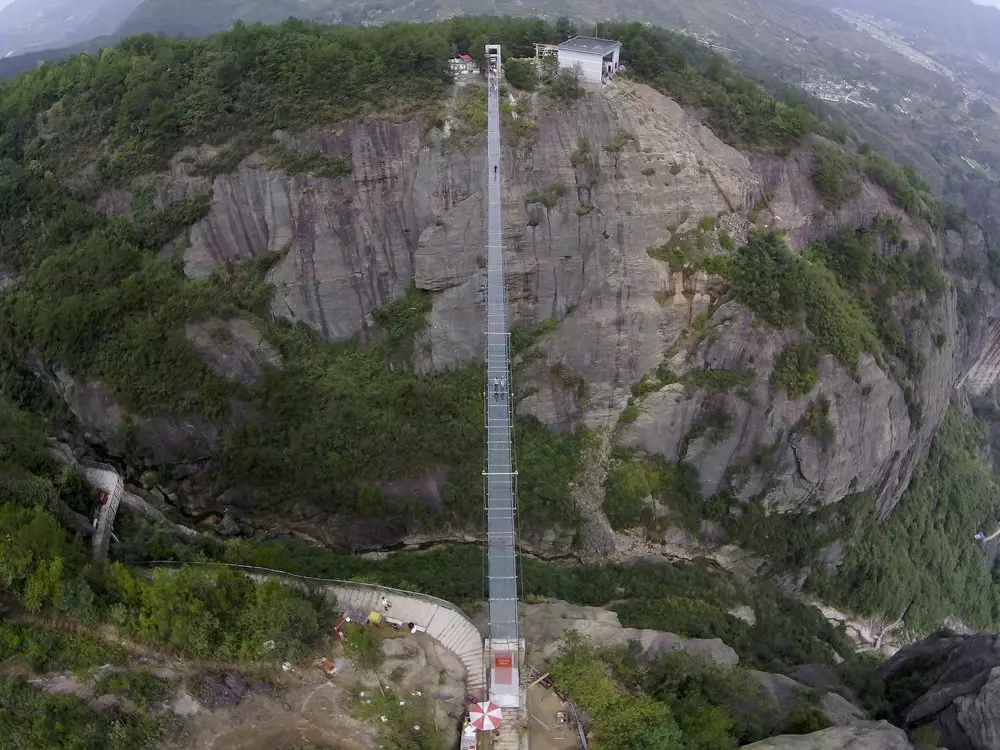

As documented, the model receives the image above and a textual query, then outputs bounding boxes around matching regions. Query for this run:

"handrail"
[131,559,481,628]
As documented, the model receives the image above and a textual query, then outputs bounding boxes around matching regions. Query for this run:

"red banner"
[494,655,513,669]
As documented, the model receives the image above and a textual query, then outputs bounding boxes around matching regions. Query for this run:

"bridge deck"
[484,52,521,713]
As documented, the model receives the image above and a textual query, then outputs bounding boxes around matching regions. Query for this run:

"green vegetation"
[130,184,212,250]
[0,620,126,674]
[96,670,173,710]
[549,633,687,750]
[550,362,588,403]
[861,152,942,227]
[545,67,584,106]
[648,228,712,269]
[0,430,332,663]
[631,363,679,401]
[570,137,601,185]
[350,682,444,750]
[603,451,702,532]
[0,678,169,750]
[811,143,861,208]
[814,406,1000,632]
[2,21,451,189]
[447,85,488,147]
[510,318,558,356]
[525,182,566,210]
[265,144,352,179]
[798,397,836,447]
[785,691,833,734]
[771,344,820,398]
[688,406,734,443]
[371,283,432,360]
[686,368,754,393]
[700,492,873,575]
[504,58,539,91]
[726,231,881,370]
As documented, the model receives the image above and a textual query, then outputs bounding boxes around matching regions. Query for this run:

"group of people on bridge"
[491,377,507,401]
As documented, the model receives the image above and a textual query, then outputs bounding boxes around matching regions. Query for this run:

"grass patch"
[371,283,432,361]
[96,670,173,710]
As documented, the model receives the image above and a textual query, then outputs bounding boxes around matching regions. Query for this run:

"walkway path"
[485,45,526,749]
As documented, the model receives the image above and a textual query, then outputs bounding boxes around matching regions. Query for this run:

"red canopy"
[468,701,502,731]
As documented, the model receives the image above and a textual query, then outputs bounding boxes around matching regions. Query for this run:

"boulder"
[877,633,1000,750]
[518,599,738,668]
[184,317,282,387]
[741,721,914,749]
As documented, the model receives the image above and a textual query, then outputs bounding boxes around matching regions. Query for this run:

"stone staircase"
[492,708,524,750]
[328,584,486,697]
[83,463,123,562]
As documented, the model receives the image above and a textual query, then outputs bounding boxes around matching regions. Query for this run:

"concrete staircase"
[328,584,486,697]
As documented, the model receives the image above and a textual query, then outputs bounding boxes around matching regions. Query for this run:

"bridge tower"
[482,42,527,749]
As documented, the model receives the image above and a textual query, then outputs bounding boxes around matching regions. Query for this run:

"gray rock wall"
[77,79,999,531]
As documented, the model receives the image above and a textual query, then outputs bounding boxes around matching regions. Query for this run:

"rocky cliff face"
[77,78,998,540]
[876,632,1000,750]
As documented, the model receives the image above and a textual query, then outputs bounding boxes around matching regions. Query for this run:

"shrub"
[810,144,860,208]
[687,368,754,392]
[771,344,820,399]
[0,678,169,750]
[547,66,583,105]
[96,670,172,710]
[727,231,882,370]
[0,621,125,675]
[688,406,734,443]
[504,59,539,91]
[798,397,836,447]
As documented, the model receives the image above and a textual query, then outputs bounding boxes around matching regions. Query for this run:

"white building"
[557,36,621,85]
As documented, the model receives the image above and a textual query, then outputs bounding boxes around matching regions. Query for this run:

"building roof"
[458,54,472,62]
[557,36,621,56]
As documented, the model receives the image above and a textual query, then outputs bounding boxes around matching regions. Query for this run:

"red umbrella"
[469,701,503,731]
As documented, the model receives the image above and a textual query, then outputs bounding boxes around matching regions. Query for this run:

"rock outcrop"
[876,632,1000,750]
[741,722,914,749]
[183,82,751,430]
[747,671,866,733]
[516,599,740,668]
[184,317,282,387]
